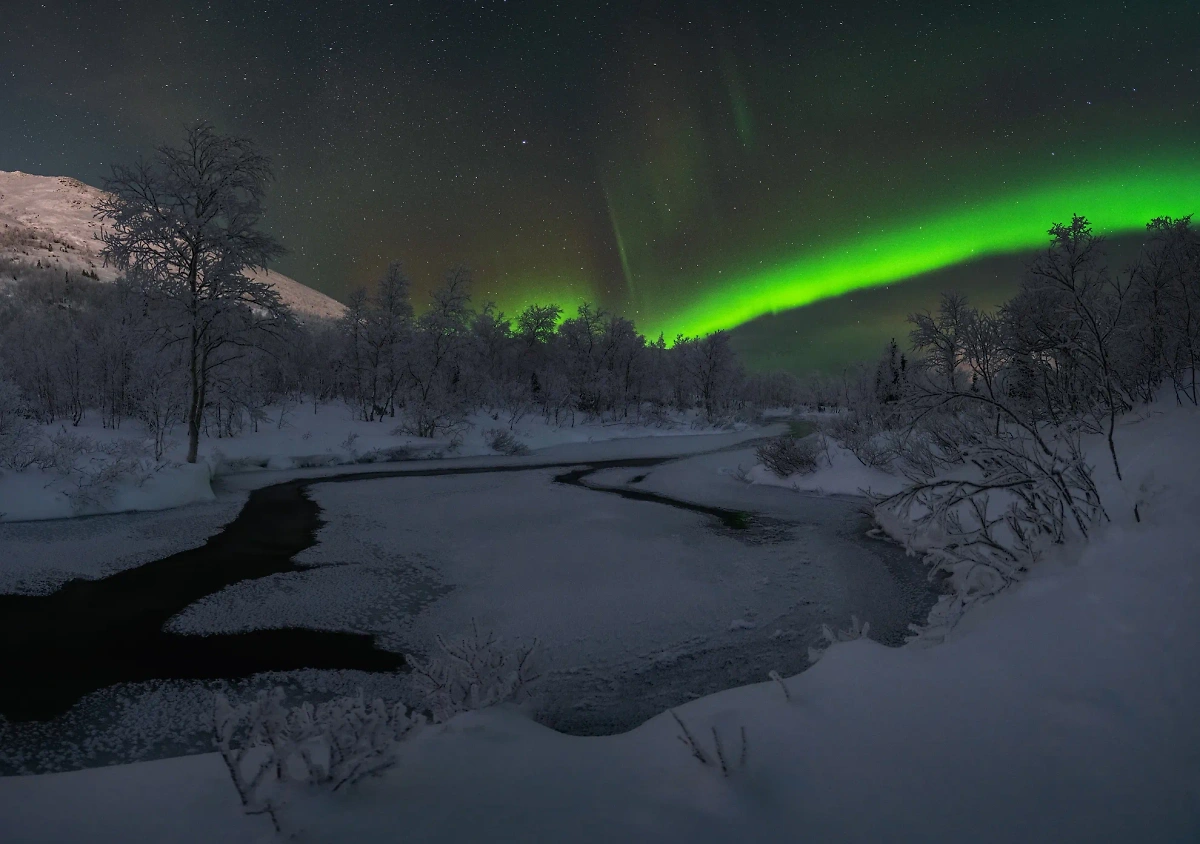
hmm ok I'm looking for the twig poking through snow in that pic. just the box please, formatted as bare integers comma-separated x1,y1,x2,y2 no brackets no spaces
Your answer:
768,670,792,702
670,710,748,776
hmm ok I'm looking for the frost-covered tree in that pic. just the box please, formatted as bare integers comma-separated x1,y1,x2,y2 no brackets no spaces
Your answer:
400,266,472,437
1134,216,1200,404
1003,216,1132,478
97,122,291,463
682,329,742,420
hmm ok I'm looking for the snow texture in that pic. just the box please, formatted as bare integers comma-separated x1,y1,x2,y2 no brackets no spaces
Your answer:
0,405,768,523
1,406,1196,843
0,493,245,595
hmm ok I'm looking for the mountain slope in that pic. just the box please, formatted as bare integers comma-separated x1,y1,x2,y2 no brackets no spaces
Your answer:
0,170,345,320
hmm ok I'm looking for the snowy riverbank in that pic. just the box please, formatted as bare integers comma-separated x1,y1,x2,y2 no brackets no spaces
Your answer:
0,404,767,523
1,406,1196,842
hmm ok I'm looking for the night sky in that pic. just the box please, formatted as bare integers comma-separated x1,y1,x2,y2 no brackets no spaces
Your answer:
3,1,1198,369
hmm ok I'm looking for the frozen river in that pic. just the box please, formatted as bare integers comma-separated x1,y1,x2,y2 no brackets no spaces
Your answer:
0,432,934,772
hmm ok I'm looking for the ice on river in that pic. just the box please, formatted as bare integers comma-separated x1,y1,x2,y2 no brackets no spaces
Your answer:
169,449,931,733
0,495,247,595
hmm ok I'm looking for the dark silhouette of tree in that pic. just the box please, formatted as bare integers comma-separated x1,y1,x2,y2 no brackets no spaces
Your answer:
96,122,289,463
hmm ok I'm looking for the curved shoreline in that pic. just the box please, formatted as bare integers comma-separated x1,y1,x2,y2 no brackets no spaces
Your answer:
0,452,768,722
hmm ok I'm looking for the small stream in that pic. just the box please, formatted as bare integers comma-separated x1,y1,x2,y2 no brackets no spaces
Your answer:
0,455,765,723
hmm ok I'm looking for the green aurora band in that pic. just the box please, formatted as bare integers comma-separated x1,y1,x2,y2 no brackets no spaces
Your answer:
496,157,1200,344
653,159,1200,341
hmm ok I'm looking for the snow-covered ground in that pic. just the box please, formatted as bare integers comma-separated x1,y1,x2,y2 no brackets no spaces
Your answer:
0,404,765,523
0,495,246,595
0,423,927,773
172,449,928,735
1,406,1196,842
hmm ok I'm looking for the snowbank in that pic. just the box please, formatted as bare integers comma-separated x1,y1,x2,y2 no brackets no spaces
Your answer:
0,461,214,522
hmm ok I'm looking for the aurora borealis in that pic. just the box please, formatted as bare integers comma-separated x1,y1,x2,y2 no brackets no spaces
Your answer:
3,1,1198,369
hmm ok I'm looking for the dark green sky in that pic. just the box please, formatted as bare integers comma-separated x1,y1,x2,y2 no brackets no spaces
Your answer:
2,1,1197,370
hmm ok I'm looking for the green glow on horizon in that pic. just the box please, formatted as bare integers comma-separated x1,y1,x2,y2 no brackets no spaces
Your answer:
650,159,1200,340
488,157,1200,343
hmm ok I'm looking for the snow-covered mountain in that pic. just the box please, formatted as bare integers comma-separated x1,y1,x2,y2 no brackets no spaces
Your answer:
0,170,345,320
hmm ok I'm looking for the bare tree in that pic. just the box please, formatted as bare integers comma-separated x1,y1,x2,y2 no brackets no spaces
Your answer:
1006,216,1132,479
97,122,290,463
400,266,472,437
684,330,742,421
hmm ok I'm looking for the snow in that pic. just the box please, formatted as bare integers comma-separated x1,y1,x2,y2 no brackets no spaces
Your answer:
169,452,927,734
0,494,245,595
0,170,346,320
2,406,1196,842
0,752,273,843
0,404,772,523
0,460,216,524
745,436,908,497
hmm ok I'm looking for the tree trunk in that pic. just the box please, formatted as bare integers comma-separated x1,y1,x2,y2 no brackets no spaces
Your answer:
187,343,201,464
187,414,200,464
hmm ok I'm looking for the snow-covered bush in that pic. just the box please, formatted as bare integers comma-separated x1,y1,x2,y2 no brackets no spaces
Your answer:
755,433,822,478
213,687,424,829
0,379,39,472
405,622,540,723
822,411,901,469
483,427,530,456
875,419,1104,641
806,614,871,664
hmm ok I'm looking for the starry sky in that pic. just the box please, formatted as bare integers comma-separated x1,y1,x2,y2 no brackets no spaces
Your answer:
2,0,1198,370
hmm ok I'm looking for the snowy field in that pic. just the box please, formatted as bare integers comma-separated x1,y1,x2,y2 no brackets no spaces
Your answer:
0,403,764,522
0,406,1196,843
0,424,932,770
172,447,930,735
0,495,246,595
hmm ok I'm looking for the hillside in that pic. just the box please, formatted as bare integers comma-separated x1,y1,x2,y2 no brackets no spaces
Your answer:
0,170,345,321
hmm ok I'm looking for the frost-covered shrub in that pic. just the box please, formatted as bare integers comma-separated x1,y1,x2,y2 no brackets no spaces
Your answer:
822,412,899,469
756,433,821,478
876,421,1103,642
0,379,39,472
35,432,157,512
213,687,423,830
807,614,871,664
406,622,539,723
483,427,530,456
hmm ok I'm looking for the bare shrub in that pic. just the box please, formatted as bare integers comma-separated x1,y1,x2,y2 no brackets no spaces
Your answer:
756,433,821,478
876,410,1104,640
392,395,469,440
405,621,539,723
822,412,900,469
0,380,39,472
484,427,530,456
213,687,424,831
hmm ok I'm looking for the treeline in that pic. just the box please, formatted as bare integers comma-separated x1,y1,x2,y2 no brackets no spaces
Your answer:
316,262,761,434
0,263,781,457
784,214,1200,636
829,214,1199,479
0,122,799,471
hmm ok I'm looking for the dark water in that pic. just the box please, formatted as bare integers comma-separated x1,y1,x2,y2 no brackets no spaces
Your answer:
0,455,763,723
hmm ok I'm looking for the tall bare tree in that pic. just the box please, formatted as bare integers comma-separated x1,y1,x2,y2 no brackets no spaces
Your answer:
97,122,289,463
